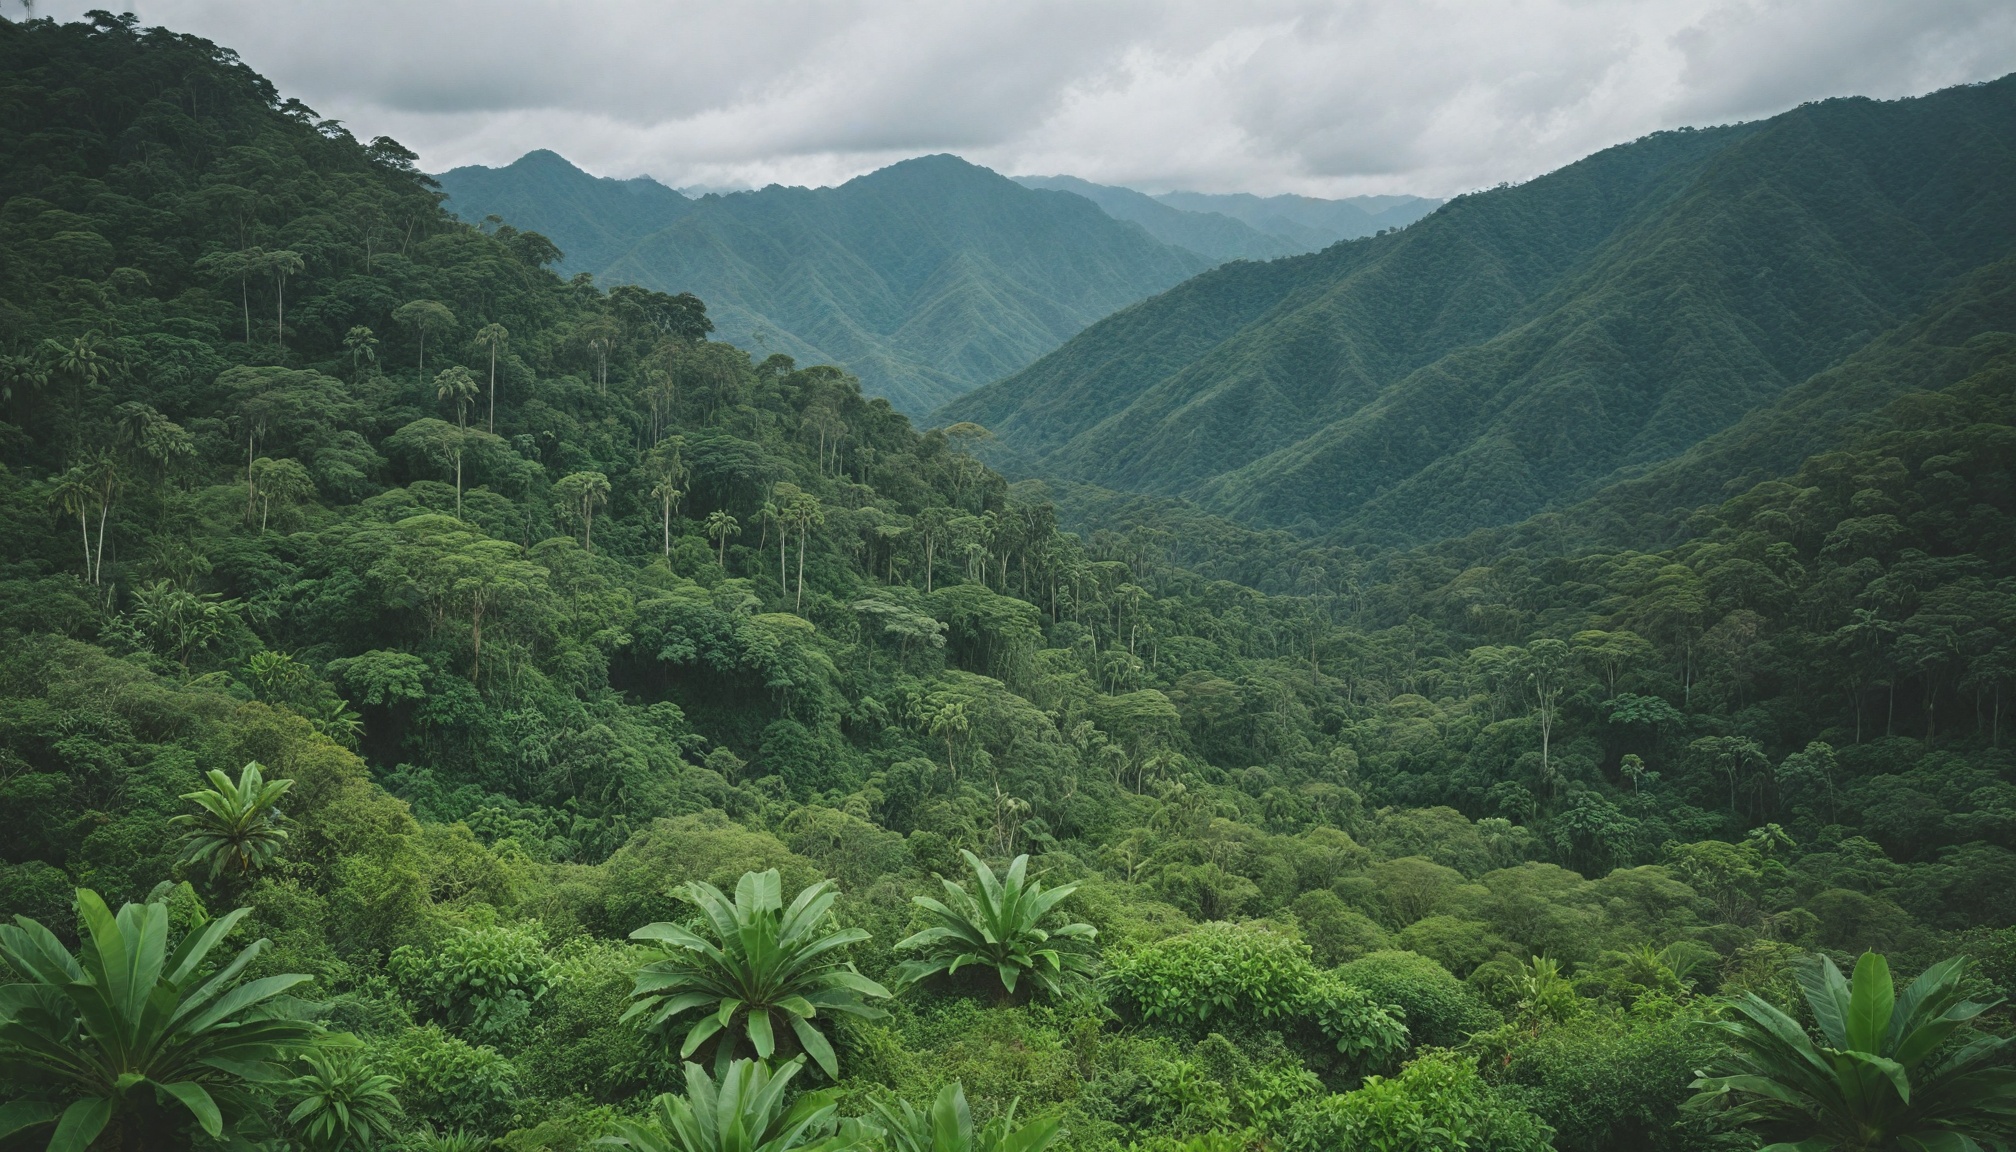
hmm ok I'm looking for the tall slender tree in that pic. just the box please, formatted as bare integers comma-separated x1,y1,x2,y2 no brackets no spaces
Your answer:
474,323,509,431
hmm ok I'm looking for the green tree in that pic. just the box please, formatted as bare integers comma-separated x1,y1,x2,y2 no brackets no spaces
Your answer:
894,850,1096,1000
783,490,825,611
46,453,119,584
342,325,378,381
434,365,480,430
262,248,305,349
385,418,497,518
389,514,552,679
705,510,740,567
0,889,319,1152
393,299,457,376
249,456,315,532
129,579,243,670
172,760,294,880
872,1083,1063,1152
1689,950,2015,1151
601,1057,871,1152
0,350,49,404
555,470,612,552
472,322,508,431
286,1047,403,1152
195,246,262,344
624,869,891,1079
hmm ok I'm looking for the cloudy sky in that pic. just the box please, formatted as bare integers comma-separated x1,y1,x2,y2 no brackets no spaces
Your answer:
25,0,2016,197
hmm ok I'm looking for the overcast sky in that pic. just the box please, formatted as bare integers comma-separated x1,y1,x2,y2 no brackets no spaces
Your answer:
24,0,2016,197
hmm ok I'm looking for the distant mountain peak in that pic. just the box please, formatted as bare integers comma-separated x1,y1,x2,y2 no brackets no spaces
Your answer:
438,150,1210,416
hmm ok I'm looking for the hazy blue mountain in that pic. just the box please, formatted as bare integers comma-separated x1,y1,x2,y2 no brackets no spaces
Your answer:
939,76,2016,544
438,153,1209,414
596,156,1210,414
437,149,694,275
1153,190,1442,248
1011,175,1304,261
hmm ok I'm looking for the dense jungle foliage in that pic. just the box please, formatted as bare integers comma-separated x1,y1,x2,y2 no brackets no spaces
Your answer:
1,13,2012,1152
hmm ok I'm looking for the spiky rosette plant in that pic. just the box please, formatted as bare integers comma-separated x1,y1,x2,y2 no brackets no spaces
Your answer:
893,850,1096,1000
0,889,319,1152
1688,950,2016,1151
623,869,890,1079
602,1057,876,1152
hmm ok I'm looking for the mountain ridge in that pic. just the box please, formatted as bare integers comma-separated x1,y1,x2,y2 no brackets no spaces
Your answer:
440,153,1211,414
941,77,2016,545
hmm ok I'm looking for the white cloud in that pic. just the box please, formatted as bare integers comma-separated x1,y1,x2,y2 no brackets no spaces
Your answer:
25,0,2016,196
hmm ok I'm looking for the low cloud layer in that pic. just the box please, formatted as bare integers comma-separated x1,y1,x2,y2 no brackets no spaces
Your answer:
25,0,2016,196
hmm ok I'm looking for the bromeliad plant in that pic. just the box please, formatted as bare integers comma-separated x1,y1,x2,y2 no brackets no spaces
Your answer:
286,1045,403,1151
601,1056,876,1152
0,889,319,1152
893,851,1096,1000
871,1082,1064,1152
624,870,890,1079
172,759,294,879
1688,950,2016,1151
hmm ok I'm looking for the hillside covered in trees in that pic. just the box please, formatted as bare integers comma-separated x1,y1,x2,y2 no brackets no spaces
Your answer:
943,76,2016,545
437,152,1210,416
0,13,2013,1152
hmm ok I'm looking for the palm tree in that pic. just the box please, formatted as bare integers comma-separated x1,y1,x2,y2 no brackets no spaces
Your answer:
0,889,319,1152
473,322,508,431
343,326,378,381
195,247,262,343
263,249,305,349
705,510,740,567
287,1048,403,1151
434,365,480,430
1689,950,2015,1150
0,350,48,403
172,760,294,879
872,1083,1063,1152
623,869,891,1079
894,851,1096,1001
602,1057,873,1152
392,299,457,376
555,470,612,551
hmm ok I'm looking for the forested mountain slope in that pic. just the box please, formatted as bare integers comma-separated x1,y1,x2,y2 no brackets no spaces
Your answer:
1152,189,1441,249
1011,175,1309,261
443,152,1211,416
3,14,2015,1152
943,76,2016,543
437,149,696,274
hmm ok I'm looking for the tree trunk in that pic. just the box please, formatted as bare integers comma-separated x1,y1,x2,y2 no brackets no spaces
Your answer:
796,526,807,611
92,499,110,584
488,346,497,432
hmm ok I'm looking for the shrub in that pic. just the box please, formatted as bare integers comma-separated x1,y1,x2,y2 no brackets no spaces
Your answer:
1107,923,1407,1071
1284,1051,1553,1152
1336,951,1498,1049
390,922,556,1044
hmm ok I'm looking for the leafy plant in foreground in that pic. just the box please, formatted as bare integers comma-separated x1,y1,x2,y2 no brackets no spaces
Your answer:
171,759,294,879
1688,950,2016,1150
894,850,1096,999
625,869,890,1078
288,1046,405,1151
871,1082,1064,1152
0,888,318,1151
600,1056,874,1152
